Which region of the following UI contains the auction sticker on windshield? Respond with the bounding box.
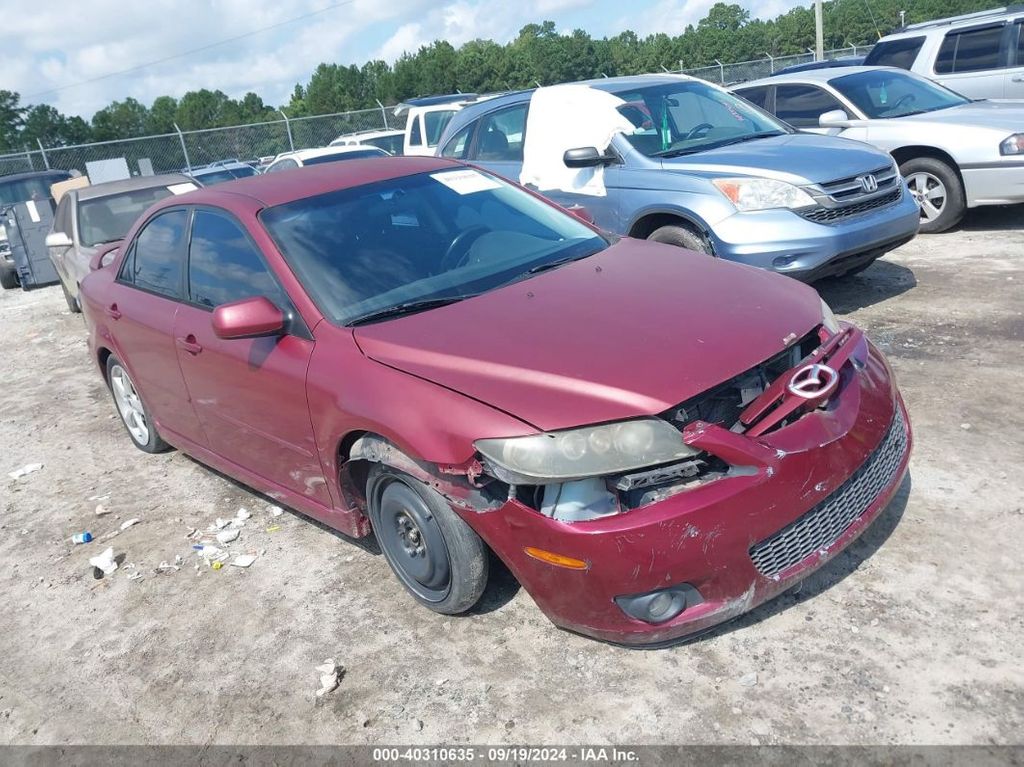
[168,182,199,195]
[431,169,502,195]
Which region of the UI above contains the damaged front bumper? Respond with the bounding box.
[459,335,912,646]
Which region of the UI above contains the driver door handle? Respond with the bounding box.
[105,304,121,320]
[175,335,203,355]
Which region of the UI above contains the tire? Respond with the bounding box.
[60,280,81,313]
[366,464,488,615]
[105,355,170,453]
[0,266,18,290]
[899,156,965,234]
[646,223,712,254]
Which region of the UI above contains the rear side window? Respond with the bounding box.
[424,110,456,147]
[266,158,298,173]
[440,124,474,159]
[188,210,287,309]
[472,105,528,162]
[735,86,770,109]
[774,85,845,127]
[129,209,188,298]
[409,115,423,146]
[1015,21,1024,64]
[864,36,926,70]
[935,25,1005,73]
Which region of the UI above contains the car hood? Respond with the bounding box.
[354,239,822,432]
[891,100,1024,133]
[659,133,890,185]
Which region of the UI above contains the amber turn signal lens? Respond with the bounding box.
[524,546,589,570]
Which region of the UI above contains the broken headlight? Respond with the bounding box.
[712,177,815,212]
[821,297,840,335]
[475,419,699,485]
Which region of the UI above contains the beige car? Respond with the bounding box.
[46,174,197,312]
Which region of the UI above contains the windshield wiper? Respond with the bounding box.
[652,131,784,158]
[347,295,476,326]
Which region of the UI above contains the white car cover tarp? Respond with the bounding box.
[520,84,634,197]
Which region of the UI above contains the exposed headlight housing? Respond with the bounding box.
[820,297,840,335]
[1000,134,1024,156]
[475,419,698,485]
[712,177,816,212]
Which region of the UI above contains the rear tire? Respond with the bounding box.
[60,280,81,313]
[105,355,170,453]
[899,156,965,234]
[0,266,18,289]
[366,464,488,615]
[647,223,712,254]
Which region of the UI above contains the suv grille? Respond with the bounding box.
[801,186,902,224]
[749,408,908,579]
[820,164,900,203]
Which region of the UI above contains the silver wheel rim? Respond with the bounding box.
[110,365,149,445]
[906,172,946,223]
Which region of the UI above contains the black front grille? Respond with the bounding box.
[749,408,908,579]
[801,186,903,224]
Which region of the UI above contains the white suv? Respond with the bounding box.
[864,7,1024,99]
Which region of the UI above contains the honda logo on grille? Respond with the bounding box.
[787,363,839,400]
[858,174,879,193]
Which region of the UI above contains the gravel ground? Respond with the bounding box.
[0,206,1021,746]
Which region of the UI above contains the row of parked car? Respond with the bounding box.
[1,10,1016,644]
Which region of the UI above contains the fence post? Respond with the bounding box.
[375,99,389,130]
[35,139,50,170]
[765,52,775,74]
[279,109,295,151]
[713,59,724,84]
[22,146,34,171]
[174,123,192,172]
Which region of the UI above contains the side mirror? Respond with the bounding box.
[563,147,613,168]
[563,204,594,224]
[45,231,72,249]
[818,109,852,128]
[212,296,284,340]
[89,241,121,271]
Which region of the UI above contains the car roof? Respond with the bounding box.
[734,65,901,89]
[277,145,389,162]
[167,156,460,209]
[0,169,72,184]
[76,173,195,201]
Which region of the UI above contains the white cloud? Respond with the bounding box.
[626,0,804,38]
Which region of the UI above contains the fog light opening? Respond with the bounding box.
[615,584,700,624]
[772,255,797,269]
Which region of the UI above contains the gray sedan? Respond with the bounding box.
[732,66,1024,232]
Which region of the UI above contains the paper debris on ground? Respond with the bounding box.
[268,505,283,517]
[8,463,43,480]
[89,547,118,575]
[231,554,256,568]
[216,528,240,544]
[315,659,341,697]
[119,518,140,531]
[127,572,143,581]
[95,504,111,516]
[236,508,252,521]
[211,518,230,531]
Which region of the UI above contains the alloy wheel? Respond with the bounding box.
[906,171,946,223]
[109,364,150,445]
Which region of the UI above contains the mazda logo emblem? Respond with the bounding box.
[858,174,878,193]
[787,363,839,400]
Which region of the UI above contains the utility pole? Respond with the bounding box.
[814,0,824,61]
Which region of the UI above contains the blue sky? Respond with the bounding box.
[0,0,803,119]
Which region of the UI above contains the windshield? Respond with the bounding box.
[78,187,175,247]
[612,81,789,158]
[261,168,607,325]
[302,149,386,166]
[832,70,968,118]
[194,166,256,185]
[0,175,66,206]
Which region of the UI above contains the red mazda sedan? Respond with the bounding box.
[80,157,911,646]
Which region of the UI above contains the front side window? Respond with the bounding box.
[935,25,1005,73]
[612,81,789,158]
[188,210,286,309]
[735,86,769,109]
[440,124,474,159]
[774,85,846,127]
[472,105,527,162]
[364,135,404,155]
[79,187,176,247]
[832,69,969,118]
[864,36,926,70]
[54,196,72,235]
[129,209,188,298]
[260,169,607,326]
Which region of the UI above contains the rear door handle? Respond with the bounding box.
[175,335,203,355]
[105,304,121,320]
[1012,76,1024,82]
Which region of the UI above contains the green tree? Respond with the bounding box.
[0,90,26,151]
[91,97,150,140]
[148,96,178,134]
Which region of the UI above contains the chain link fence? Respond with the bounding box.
[0,48,871,179]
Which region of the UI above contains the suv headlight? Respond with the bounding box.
[821,297,840,334]
[712,177,816,212]
[475,419,698,484]
[1000,134,1024,156]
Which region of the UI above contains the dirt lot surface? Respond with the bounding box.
[1,206,1021,746]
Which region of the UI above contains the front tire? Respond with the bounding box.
[900,157,965,234]
[366,464,488,614]
[105,355,170,453]
[646,223,712,254]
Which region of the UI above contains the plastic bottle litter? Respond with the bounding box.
[8,463,43,480]
[72,532,93,544]
[88,547,118,575]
